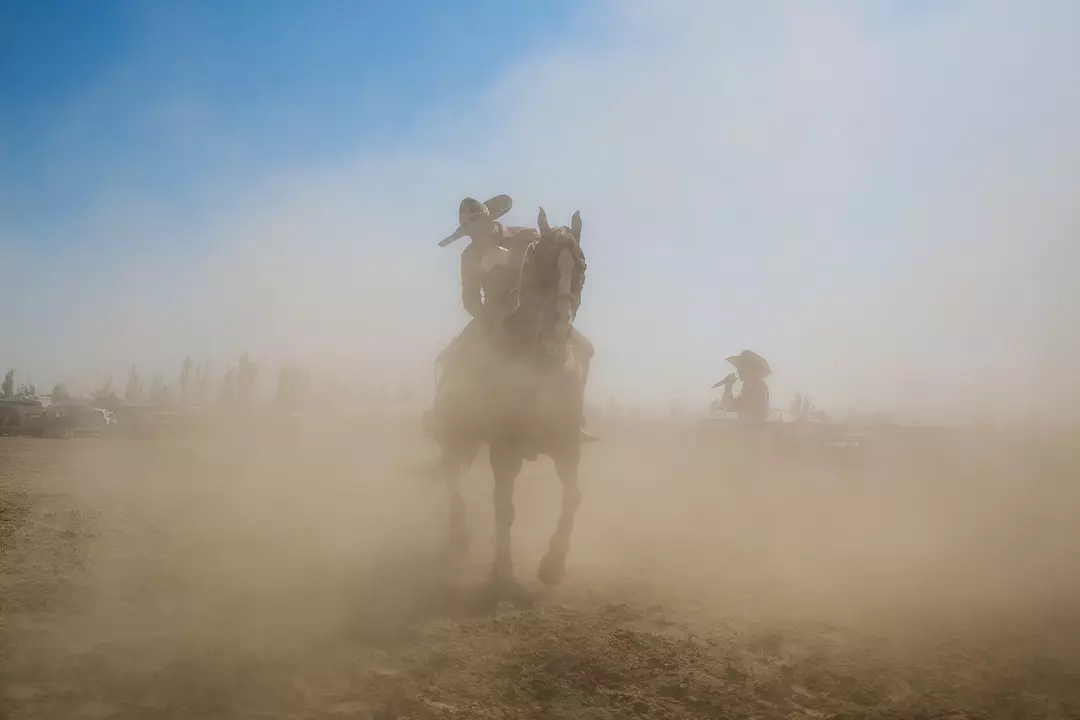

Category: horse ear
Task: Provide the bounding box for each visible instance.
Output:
[571,210,582,243]
[538,207,551,235]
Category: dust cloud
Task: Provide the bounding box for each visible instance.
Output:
[3,419,1080,717]
[4,0,1080,717]
[5,0,1080,421]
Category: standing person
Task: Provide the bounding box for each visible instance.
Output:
[713,349,772,425]
[713,350,774,475]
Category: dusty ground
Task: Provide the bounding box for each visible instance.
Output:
[2,421,1079,719]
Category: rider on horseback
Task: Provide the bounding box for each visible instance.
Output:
[431,195,595,439]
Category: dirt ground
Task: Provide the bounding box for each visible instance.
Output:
[2,422,1079,719]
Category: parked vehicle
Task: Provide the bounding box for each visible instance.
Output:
[0,397,79,438]
[71,407,117,437]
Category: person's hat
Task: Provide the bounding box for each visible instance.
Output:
[726,350,772,378]
[438,195,513,247]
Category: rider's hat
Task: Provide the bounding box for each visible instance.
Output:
[726,350,772,378]
[438,195,513,247]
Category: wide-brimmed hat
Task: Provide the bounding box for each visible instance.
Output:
[438,195,513,247]
[726,350,772,378]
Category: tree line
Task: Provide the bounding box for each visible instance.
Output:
[0,354,371,413]
[2,355,415,413]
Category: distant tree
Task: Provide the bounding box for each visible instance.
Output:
[149,373,171,406]
[92,378,119,408]
[275,366,311,411]
[192,364,202,402]
[236,353,257,408]
[294,368,311,407]
[221,366,236,406]
[2,369,14,398]
[51,383,71,402]
[16,378,36,397]
[275,368,287,405]
[198,361,213,403]
[125,364,142,402]
[157,385,174,406]
[178,356,194,402]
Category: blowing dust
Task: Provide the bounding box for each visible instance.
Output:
[5,1,1080,716]
[3,416,1079,717]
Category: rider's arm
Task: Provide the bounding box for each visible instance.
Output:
[721,386,737,413]
[461,247,483,319]
[717,374,738,412]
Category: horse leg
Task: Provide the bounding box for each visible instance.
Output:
[538,443,582,587]
[490,441,524,591]
[444,441,476,556]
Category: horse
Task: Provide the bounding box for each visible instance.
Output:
[429,207,589,596]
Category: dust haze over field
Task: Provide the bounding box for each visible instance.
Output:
[4,0,1080,718]
[4,0,1079,419]
[2,423,1080,718]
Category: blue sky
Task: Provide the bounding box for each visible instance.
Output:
[0,0,593,244]
[2,0,1078,420]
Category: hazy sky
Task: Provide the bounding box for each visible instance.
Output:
[2,0,1078,420]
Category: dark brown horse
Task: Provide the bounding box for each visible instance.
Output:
[428,208,589,594]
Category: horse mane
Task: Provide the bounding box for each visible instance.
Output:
[503,223,585,364]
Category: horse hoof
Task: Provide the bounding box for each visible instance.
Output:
[537,552,567,587]
[491,574,535,606]
[465,583,501,615]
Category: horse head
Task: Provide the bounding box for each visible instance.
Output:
[511,208,586,367]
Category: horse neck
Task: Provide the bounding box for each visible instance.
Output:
[496,282,568,364]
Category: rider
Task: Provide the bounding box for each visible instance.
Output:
[433,195,595,436]
[713,350,772,426]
